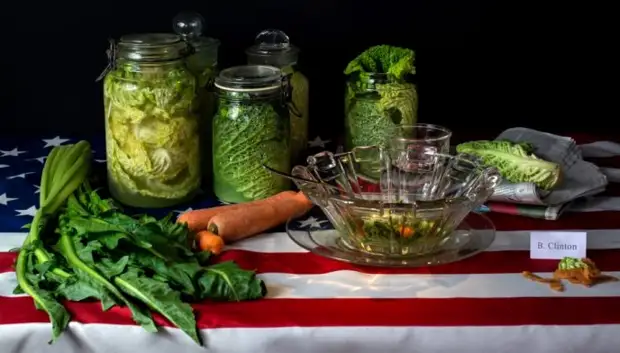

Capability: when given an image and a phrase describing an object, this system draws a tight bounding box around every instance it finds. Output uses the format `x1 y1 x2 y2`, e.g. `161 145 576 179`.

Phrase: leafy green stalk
39 147 60 206
14 141 92 342
18 149 268 345
198 262 267 301
14 225 71 342
44 158 91 214
114 271 200 344
56 231 157 332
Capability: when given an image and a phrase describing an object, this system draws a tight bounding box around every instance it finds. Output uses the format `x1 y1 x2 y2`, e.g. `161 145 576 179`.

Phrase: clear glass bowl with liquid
291 146 502 257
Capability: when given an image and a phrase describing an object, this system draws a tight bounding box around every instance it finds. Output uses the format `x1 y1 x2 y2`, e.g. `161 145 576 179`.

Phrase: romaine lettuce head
456 140 562 190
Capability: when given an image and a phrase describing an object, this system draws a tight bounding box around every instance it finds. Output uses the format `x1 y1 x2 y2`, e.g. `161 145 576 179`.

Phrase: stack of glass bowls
290 124 501 257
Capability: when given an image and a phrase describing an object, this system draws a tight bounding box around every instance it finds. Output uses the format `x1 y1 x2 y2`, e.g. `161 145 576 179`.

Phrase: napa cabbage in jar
102 34 200 208
173 13 221 188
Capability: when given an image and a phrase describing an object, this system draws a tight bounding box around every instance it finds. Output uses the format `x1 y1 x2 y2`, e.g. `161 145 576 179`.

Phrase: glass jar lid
117 33 189 62
215 65 283 92
173 11 220 53
246 29 299 67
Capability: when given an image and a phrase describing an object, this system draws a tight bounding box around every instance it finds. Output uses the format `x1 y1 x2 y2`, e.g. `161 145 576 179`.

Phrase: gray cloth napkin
489 127 609 206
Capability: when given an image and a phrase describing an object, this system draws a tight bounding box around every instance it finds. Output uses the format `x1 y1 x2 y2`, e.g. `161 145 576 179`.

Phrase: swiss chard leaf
95 256 130 278
132 222 193 260
56 232 157 333
198 261 267 301
55 269 119 312
130 251 201 298
116 269 200 344
21 251 71 342
26 182 267 346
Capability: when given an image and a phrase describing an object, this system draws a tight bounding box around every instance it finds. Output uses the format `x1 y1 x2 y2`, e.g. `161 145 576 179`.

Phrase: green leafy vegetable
198 261 267 301
15 141 91 343
344 45 416 79
212 91 290 202
115 269 198 342
103 61 200 206
456 140 562 190
344 45 418 151
15 143 267 345
558 257 587 270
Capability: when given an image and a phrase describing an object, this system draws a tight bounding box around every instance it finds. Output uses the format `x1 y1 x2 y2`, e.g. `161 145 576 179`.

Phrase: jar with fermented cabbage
101 33 200 208
173 12 220 186
212 65 291 203
344 45 418 150
246 29 309 165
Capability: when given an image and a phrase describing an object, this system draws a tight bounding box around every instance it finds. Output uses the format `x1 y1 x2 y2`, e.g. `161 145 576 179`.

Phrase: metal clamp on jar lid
246 29 299 67
96 33 190 81
173 11 220 54
116 33 190 62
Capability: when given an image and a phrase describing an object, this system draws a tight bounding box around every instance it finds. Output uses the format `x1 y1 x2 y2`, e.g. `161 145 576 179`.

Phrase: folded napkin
488 127 609 206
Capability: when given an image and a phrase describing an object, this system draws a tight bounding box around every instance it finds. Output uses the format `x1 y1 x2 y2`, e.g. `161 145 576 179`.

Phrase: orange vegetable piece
196 230 225 255
400 226 415 238
207 191 313 243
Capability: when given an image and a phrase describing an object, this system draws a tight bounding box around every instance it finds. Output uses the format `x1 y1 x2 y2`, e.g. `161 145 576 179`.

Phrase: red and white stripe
1 138 620 353
2 226 620 353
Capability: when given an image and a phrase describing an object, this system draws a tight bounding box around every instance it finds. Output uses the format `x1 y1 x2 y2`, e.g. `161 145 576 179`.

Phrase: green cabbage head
344 45 419 150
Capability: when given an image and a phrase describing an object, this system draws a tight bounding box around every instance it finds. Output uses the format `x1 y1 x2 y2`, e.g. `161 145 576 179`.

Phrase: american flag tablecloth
1 135 620 353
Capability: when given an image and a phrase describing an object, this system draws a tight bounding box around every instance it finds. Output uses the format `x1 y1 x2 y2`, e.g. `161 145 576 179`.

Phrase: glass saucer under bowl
286 206 495 268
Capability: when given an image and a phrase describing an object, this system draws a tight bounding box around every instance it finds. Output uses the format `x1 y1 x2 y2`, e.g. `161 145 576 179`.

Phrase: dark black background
1 1 613 140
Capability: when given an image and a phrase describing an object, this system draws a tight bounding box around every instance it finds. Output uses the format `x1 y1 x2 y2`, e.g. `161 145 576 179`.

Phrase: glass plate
286 206 496 268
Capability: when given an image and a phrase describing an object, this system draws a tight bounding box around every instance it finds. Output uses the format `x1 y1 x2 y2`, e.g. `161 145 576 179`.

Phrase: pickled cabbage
212 95 290 203
344 45 418 149
345 82 418 148
104 64 200 201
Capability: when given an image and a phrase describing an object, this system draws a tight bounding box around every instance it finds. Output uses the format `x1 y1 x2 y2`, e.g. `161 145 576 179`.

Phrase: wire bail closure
281 74 302 118
95 39 118 82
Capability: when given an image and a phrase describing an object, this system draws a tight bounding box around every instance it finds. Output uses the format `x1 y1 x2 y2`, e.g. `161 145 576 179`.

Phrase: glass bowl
286 206 496 267
290 147 501 257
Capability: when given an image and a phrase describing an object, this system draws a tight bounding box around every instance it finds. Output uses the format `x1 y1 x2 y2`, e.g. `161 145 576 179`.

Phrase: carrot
207 191 313 242
400 226 415 238
196 230 225 255
177 190 300 231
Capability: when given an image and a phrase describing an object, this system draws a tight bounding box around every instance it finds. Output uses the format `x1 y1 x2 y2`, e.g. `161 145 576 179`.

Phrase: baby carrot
207 191 313 242
196 230 225 255
177 190 299 231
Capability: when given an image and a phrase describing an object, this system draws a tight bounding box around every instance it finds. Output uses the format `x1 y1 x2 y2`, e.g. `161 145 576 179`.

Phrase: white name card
530 231 587 259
